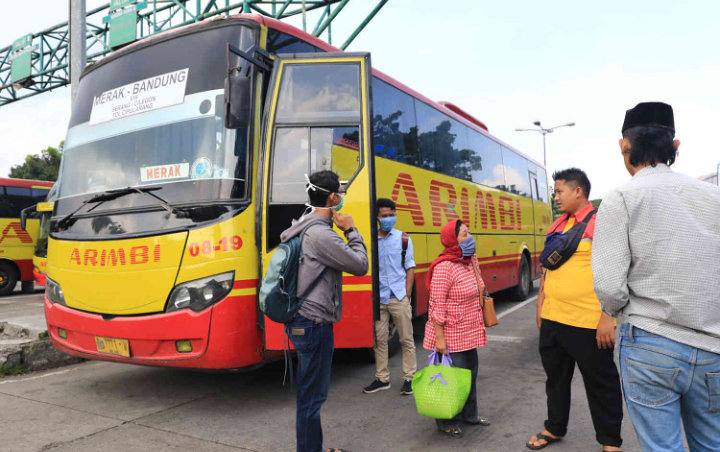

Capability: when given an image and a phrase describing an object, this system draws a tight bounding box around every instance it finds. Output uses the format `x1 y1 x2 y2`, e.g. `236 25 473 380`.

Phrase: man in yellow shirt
526 168 622 451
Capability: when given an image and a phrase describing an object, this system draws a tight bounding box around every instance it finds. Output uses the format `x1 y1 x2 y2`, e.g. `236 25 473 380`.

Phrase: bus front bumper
33 269 46 286
44 291 264 369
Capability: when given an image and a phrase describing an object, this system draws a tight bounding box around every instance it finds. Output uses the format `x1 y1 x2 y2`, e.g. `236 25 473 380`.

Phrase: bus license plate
95 336 130 357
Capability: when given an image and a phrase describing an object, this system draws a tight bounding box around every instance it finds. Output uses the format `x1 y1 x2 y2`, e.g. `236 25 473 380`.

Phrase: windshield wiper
58 186 186 229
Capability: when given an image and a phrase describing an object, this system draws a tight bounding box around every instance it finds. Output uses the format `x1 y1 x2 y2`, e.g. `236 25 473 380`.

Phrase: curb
1 322 84 374
20 339 86 372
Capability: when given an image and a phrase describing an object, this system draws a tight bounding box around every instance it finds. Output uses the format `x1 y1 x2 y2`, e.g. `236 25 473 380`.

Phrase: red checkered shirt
423 256 487 353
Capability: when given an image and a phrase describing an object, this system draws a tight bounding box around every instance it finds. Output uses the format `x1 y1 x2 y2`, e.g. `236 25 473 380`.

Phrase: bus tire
511 255 531 301
21 281 35 294
0 262 18 296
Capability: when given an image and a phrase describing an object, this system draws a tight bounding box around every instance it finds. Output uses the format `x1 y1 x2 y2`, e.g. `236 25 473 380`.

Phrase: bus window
4 186 35 218
371 78 418 165
537 169 549 203
468 131 505 190
266 30 320 54
501 147 531 197
270 127 309 203
31 188 50 200
414 100 445 171
313 126 360 183
275 64 361 124
432 118 476 182
0 186 8 218
270 125 361 204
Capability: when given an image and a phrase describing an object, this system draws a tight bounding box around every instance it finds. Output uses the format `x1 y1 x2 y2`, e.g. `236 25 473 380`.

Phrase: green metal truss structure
0 0 388 107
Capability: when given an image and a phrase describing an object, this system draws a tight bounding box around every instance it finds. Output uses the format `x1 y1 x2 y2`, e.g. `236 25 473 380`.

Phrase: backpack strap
296 221 328 300
299 220 325 243
401 231 409 268
581 209 597 224
552 208 597 234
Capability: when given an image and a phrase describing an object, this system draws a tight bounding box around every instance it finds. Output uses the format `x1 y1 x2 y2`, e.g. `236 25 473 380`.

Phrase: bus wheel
21 281 35 294
511 255 531 301
0 262 18 296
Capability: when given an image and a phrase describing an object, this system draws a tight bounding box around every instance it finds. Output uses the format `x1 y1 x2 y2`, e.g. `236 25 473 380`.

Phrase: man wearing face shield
363 198 417 396
279 170 368 452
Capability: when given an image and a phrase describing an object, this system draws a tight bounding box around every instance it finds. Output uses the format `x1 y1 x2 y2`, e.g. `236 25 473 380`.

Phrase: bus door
260 52 377 350
529 170 543 278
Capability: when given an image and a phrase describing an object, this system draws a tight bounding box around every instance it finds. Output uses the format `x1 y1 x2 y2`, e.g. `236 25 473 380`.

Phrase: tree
590 198 602 209
8 142 63 181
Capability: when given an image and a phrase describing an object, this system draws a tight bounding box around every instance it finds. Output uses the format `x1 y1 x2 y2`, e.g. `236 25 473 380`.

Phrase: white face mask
296 174 341 220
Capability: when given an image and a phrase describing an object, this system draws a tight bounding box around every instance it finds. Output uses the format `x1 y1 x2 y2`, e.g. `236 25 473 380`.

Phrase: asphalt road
0 287 641 452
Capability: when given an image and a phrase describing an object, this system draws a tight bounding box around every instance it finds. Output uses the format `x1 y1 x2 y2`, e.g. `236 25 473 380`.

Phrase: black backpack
540 209 596 270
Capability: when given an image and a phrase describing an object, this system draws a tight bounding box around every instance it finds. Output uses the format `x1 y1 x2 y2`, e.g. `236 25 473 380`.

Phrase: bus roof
0 178 54 188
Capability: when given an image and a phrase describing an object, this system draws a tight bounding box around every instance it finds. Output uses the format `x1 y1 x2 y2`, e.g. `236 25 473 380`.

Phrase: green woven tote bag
412 351 472 419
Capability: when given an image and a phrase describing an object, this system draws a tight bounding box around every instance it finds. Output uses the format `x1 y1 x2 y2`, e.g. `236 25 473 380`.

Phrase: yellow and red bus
0 178 53 295
23 199 55 286
45 15 551 369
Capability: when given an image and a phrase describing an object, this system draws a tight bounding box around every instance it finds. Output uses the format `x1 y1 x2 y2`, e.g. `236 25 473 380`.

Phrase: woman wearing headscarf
423 219 489 438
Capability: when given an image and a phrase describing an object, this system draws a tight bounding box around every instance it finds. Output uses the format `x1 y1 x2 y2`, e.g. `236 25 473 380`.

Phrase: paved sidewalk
0 289 47 335
1 291 47 365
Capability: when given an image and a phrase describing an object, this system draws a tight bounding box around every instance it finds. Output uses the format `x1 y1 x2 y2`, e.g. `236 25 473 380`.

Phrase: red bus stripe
477 254 523 262
343 275 372 285
233 279 259 290
417 252 527 268
0 178 53 188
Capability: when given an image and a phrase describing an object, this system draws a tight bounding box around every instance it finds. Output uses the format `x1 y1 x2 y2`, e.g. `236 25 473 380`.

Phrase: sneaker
363 378 391 393
400 379 413 395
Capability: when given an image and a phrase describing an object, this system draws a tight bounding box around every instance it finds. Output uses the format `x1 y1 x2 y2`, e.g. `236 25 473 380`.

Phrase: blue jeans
286 315 334 452
619 323 720 452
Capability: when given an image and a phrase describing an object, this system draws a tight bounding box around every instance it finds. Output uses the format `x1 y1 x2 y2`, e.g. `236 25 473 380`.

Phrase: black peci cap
622 102 675 134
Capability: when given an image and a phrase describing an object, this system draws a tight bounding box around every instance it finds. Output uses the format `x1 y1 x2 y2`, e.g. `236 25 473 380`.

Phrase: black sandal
439 426 465 438
464 416 491 426
526 432 562 450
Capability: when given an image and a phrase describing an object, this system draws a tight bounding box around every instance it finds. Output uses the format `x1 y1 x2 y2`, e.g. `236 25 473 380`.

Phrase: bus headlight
166 271 234 313
46 277 66 306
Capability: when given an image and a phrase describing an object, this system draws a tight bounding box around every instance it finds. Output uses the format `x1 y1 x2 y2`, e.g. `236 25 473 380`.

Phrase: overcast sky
1 0 718 198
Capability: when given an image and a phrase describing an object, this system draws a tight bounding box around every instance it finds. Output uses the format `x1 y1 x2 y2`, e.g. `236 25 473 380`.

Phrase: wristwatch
343 227 358 236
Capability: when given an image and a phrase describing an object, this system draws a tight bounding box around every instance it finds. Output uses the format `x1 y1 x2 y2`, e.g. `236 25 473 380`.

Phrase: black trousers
539 319 623 447
435 348 478 430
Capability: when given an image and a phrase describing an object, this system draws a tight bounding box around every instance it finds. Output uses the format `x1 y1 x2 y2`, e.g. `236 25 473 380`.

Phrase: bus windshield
58 22 256 212
62 97 243 201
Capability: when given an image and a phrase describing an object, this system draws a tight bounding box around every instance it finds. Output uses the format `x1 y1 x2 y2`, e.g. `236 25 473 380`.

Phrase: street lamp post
515 121 575 168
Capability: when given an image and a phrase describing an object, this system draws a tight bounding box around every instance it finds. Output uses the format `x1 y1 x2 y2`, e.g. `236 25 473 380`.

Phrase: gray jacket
279 214 368 323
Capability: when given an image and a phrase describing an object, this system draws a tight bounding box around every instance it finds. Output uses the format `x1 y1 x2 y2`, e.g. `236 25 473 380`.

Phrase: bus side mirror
20 204 36 230
224 73 251 129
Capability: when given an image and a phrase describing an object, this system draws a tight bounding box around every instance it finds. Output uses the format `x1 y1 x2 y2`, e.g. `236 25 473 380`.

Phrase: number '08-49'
188 236 243 257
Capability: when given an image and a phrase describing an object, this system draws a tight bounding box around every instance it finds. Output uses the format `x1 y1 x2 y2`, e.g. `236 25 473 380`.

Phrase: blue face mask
379 216 396 232
459 236 476 257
